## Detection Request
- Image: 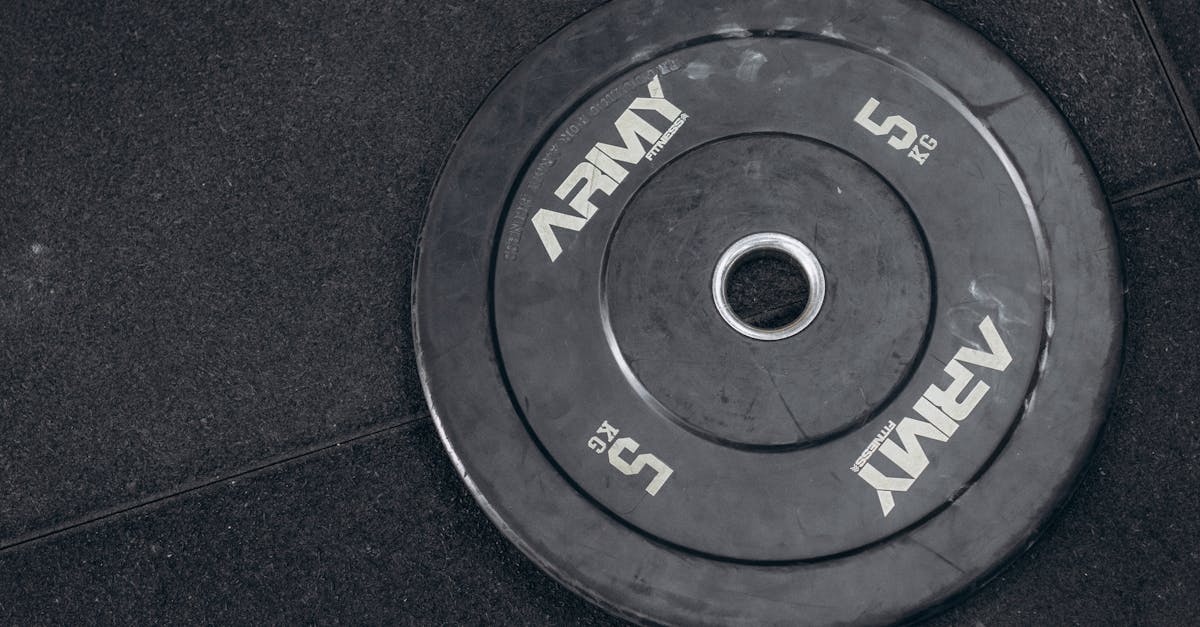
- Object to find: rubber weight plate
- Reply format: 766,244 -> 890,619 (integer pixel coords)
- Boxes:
413,0 -> 1123,623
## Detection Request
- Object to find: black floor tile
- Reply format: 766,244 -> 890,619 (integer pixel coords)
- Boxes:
930,0 -> 1200,197
0,421 -> 621,626
0,0 -> 603,546
1142,0 -> 1200,141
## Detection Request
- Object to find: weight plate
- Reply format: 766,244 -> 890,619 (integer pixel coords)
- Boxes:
413,0 -> 1123,623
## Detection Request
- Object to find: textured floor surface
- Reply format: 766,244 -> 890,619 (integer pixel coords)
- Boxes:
1,0 -> 1197,624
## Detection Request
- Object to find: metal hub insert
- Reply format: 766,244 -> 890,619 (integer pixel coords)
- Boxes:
712,232 -> 826,341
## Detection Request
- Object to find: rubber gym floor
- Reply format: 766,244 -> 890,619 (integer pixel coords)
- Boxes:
1,1 -> 1197,624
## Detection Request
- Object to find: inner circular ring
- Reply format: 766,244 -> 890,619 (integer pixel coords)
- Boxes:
712,232 -> 827,341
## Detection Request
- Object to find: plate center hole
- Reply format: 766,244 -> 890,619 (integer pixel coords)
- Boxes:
725,249 -> 811,331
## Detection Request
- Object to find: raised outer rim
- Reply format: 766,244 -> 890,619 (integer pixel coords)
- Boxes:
412,1 -> 1124,624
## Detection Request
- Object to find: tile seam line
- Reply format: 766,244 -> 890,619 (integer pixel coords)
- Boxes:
1111,170 -> 1200,203
0,413 -> 433,554
1131,0 -> 1200,154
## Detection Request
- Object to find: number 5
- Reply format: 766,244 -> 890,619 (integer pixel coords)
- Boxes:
608,437 -> 674,496
854,97 -> 918,151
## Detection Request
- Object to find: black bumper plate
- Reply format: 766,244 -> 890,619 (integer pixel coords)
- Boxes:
414,0 -> 1123,623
